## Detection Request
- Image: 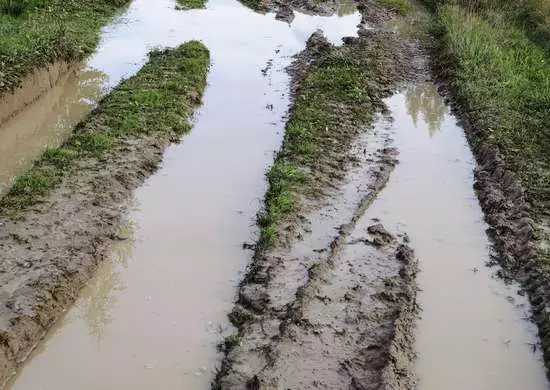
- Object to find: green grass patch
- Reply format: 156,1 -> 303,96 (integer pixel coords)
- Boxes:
377,0 -> 412,14
175,0 -> 207,9
4,171 -> 59,209
257,43 -> 392,249
0,0 -> 128,94
434,5 -> 550,214
1,41 -> 210,211
423,0 -> 550,52
42,148 -> 77,168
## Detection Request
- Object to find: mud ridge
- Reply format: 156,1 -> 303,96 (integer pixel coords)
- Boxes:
216,5 -> 425,386
430,42 -> 550,372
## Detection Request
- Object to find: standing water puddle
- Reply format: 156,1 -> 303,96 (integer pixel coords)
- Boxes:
365,83 -> 549,389
3,0 -> 360,388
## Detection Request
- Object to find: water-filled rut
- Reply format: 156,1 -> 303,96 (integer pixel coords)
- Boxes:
373,84 -> 548,389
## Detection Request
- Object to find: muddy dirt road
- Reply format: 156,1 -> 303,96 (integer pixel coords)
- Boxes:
2,0 -> 361,388
1,0 -> 549,389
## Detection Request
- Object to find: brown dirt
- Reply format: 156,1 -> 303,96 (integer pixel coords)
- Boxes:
0,62 -> 74,127
215,4 -> 426,388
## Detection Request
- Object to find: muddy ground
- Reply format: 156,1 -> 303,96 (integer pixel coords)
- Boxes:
215,2 -> 427,388
1,0 -> 549,388
0,43 -> 209,385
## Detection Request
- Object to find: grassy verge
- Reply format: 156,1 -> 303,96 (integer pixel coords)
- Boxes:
0,0 -> 128,95
257,37 -> 398,249
430,4 -> 550,227
0,41 -> 210,212
421,0 -> 550,52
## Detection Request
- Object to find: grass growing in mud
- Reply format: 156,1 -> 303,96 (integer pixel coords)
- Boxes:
257,37 -> 396,249
175,0 -> 207,10
0,0 -> 128,94
427,2 -> 550,228
0,42 -> 210,211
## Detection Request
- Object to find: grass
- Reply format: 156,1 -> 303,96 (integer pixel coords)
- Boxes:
432,5 -> 550,216
0,0 -> 25,16
175,0 -> 207,9
0,41 -> 210,211
377,0 -> 412,14
0,0 -> 128,94
422,0 -> 550,52
257,43 -> 394,249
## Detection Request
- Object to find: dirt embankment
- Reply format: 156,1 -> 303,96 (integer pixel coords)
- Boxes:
216,3 -> 425,388
0,42 -> 210,386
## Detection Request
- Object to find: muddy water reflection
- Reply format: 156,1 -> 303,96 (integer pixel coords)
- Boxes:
366,84 -> 549,389
405,82 -> 445,137
4,0 -> 360,389
0,68 -> 107,196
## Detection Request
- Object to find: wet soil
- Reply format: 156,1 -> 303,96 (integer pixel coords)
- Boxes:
1,0 -> 549,389
216,1 -> 549,389
216,4 -> 424,387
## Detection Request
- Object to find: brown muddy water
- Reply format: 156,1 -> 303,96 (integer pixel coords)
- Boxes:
2,0 -> 360,389
365,83 -> 549,389
0,68 -> 108,196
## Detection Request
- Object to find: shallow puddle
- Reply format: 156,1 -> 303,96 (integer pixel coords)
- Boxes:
0,68 -> 108,196
365,83 -> 549,389
3,0 -> 360,388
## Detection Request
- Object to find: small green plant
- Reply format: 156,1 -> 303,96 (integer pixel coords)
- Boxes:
175,0 -> 206,9
42,148 -> 77,168
223,334 -> 242,351
73,132 -> 115,156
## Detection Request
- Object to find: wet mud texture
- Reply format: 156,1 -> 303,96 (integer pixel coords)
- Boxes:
271,0 -> 394,24
0,47 -> 208,385
216,7 -> 424,389
431,44 -> 550,372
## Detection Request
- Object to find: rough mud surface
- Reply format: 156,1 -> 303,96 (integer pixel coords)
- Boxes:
0,134 -> 168,383
269,0 -> 394,24
216,5 -> 425,388
431,42 -> 550,372
0,44 -> 209,385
